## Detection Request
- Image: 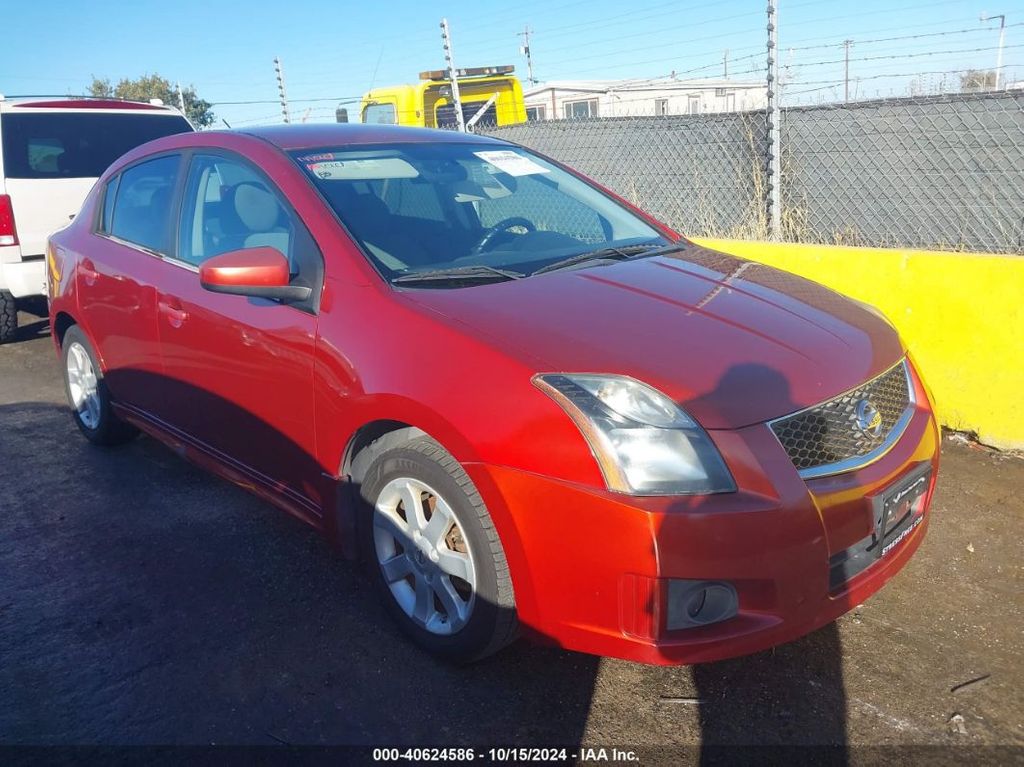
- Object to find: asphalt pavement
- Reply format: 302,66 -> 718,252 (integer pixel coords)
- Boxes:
1,308 -> 1021,758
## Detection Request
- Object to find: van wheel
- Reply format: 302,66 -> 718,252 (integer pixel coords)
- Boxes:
61,325 -> 138,446
0,290 -> 16,343
359,437 -> 518,662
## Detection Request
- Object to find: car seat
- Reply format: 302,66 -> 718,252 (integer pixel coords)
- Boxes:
227,181 -> 290,256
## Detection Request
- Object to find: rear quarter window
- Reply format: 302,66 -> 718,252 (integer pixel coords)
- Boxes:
1,112 -> 192,179
100,176 -> 120,233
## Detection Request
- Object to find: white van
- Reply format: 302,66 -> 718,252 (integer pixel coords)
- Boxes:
0,97 -> 193,341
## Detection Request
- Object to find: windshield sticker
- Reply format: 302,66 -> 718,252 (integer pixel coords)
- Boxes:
473,150 -> 550,177
297,152 -> 335,163
306,157 -> 419,180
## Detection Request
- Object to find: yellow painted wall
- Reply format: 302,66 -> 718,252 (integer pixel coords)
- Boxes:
693,238 -> 1024,451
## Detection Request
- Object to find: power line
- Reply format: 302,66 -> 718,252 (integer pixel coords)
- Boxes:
200,4 -> 1023,117
786,42 -> 1024,70
211,96 -> 363,106
785,63 -> 1023,96
786,22 -> 1024,53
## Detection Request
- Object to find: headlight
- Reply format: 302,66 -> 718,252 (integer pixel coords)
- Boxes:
533,374 -> 736,496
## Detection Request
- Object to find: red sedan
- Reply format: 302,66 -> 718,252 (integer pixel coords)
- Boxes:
47,125 -> 939,664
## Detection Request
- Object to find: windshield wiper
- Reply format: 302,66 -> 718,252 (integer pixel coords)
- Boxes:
391,264 -> 525,285
531,241 -> 687,276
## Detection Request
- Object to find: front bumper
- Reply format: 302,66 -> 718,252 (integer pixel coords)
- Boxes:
465,368 -> 940,665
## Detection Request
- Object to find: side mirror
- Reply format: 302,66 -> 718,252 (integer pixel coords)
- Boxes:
199,247 -> 311,302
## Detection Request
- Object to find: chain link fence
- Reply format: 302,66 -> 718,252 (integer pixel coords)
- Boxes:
483,90 -> 1024,253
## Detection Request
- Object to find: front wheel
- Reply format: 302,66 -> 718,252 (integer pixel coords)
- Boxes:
359,437 -> 518,662
61,325 -> 137,446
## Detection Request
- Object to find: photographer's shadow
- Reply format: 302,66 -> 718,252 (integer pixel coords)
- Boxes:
693,623 -> 847,757
684,363 -> 849,760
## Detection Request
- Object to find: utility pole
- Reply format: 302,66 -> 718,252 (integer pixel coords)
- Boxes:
274,56 -> 290,124
176,81 -> 186,114
519,26 -> 537,85
723,49 -> 729,79
766,0 -> 781,238
440,18 -> 466,132
843,39 -> 853,102
981,13 -> 1007,89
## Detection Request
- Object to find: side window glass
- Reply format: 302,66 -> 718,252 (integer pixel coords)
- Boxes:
362,103 -> 397,125
109,155 -> 180,253
101,175 -> 119,233
28,138 -> 64,174
178,154 -> 320,295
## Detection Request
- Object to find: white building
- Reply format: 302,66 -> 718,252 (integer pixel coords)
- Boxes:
523,77 -> 768,120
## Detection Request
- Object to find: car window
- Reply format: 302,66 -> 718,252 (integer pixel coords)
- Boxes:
108,155 -> 181,253
0,112 -> 192,179
465,163 -> 606,244
100,176 -> 119,233
293,143 -> 663,280
362,103 -> 396,125
178,154 -> 301,268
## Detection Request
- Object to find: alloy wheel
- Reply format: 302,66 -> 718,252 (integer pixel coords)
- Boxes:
372,477 -> 477,635
66,341 -> 100,430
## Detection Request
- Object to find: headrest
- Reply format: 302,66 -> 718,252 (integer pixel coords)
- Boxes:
233,182 -> 281,233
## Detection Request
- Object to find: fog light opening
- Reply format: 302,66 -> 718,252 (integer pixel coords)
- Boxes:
687,588 -> 708,620
667,580 -> 738,630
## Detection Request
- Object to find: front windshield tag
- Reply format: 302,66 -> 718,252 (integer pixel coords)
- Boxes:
306,157 -> 419,180
474,150 -> 550,177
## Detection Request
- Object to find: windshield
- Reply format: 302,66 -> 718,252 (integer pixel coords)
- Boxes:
291,143 -> 670,284
1,112 -> 193,179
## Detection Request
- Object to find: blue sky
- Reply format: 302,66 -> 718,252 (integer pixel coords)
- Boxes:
2,0 -> 1021,126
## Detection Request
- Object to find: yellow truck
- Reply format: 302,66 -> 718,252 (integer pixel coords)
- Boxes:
360,65 -> 527,129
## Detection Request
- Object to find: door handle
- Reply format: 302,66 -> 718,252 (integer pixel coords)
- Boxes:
80,259 -> 99,286
158,298 -> 189,328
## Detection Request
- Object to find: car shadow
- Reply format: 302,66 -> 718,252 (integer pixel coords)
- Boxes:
11,300 -> 51,343
0,400 -> 599,747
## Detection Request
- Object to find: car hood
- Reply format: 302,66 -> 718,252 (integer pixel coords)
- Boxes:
405,245 -> 904,429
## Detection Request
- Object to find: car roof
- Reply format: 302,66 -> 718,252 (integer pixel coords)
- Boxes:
238,123 -> 512,150
0,97 -> 185,115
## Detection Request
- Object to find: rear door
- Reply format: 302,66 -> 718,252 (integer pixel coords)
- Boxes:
0,109 -> 192,257
78,154 -> 182,415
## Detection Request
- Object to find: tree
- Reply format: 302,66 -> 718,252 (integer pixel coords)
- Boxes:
89,74 -> 215,129
959,70 -> 998,93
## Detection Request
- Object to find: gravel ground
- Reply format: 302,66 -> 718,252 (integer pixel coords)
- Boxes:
1,309 -> 1021,759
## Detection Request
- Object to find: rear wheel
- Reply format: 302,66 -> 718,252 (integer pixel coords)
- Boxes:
0,290 -> 16,343
359,437 -> 518,662
61,325 -> 137,446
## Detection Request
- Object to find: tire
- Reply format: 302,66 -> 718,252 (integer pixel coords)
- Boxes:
0,290 -> 16,344
61,325 -> 138,446
358,436 -> 518,662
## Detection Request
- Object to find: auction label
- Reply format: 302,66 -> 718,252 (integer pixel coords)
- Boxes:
474,150 -> 551,176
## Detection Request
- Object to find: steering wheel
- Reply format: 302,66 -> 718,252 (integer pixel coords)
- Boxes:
471,217 -> 536,255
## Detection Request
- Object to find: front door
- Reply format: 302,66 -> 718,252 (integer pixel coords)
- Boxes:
154,152 -> 324,517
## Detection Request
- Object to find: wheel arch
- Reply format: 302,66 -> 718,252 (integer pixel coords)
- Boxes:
53,311 -> 77,347
331,411 -> 483,559
342,420 -> 426,484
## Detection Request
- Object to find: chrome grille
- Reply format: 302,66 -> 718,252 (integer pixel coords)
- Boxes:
770,361 -> 913,477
